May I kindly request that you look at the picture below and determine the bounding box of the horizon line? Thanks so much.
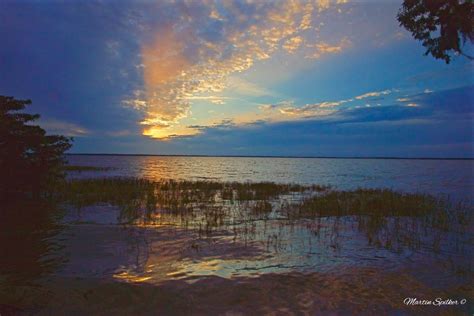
[66,153,474,160]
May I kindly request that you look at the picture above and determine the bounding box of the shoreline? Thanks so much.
[65,153,474,160]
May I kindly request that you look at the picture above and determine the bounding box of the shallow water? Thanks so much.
[3,200,470,314]
[55,193,472,285]
[1,164,473,314]
[67,155,474,201]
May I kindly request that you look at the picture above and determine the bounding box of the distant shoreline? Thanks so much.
[66,153,474,160]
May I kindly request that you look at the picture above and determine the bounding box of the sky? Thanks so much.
[0,0,473,157]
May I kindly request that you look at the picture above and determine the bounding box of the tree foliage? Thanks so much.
[398,0,474,63]
[0,96,72,200]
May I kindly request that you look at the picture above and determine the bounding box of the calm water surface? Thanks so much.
[67,155,474,200]
[1,155,472,314]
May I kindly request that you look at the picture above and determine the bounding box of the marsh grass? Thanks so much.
[289,189,442,217]
[64,165,114,172]
[282,188,472,253]
[55,178,309,210]
[53,177,472,256]
[55,178,471,228]
[286,188,472,233]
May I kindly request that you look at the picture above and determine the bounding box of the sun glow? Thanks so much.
[122,0,353,140]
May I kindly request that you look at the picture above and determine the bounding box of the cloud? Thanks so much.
[142,124,201,140]
[121,0,350,140]
[355,90,391,100]
[226,77,272,97]
[305,37,351,59]
[274,98,350,117]
[5,0,470,157]
[38,118,89,137]
[283,36,304,53]
[160,86,472,158]
[397,98,410,102]
[259,103,285,111]
[140,27,192,122]
[186,95,230,105]
[199,84,466,129]
[252,90,394,122]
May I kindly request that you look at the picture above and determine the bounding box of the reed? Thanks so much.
[293,189,440,217]
[55,178,313,209]
[54,178,472,243]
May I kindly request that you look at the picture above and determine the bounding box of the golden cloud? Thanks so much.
[355,89,391,100]
[123,0,351,140]
[306,37,351,59]
[283,36,304,53]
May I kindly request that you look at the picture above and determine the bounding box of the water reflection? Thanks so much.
[1,179,472,314]
[54,179,472,287]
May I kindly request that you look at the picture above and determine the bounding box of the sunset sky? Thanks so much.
[1,0,472,157]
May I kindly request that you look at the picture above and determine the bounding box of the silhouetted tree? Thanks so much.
[0,96,72,200]
[398,0,473,63]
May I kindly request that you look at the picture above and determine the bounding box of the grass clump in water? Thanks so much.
[54,178,471,239]
[54,178,310,225]
[287,188,473,231]
[283,188,472,252]
[293,189,441,218]
[51,178,472,257]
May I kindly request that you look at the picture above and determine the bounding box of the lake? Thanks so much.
[1,155,472,314]
[67,155,474,201]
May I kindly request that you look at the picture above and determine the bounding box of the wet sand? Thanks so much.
[1,267,471,315]
[1,220,472,315]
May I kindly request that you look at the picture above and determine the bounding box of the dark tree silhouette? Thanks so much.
[0,96,72,200]
[398,0,474,63]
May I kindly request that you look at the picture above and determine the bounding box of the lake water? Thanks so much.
[67,155,474,201]
[1,155,472,314]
